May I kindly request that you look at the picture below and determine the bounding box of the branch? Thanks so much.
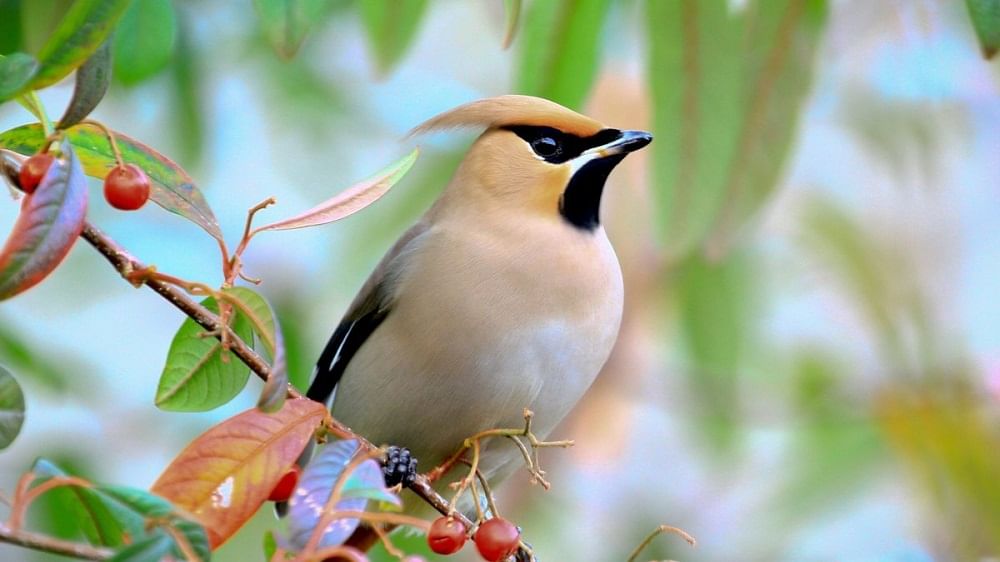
[79,222,303,401]
[0,524,112,560]
[78,223,484,549]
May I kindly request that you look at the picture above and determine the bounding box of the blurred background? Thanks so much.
[1,0,999,560]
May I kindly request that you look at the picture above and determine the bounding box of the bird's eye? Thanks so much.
[531,136,560,158]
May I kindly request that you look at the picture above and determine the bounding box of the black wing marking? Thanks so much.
[305,221,429,407]
[306,303,390,406]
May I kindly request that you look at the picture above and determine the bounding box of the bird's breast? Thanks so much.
[395,219,623,426]
[333,217,623,471]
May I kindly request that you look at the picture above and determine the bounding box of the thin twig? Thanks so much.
[81,120,124,166]
[0,524,112,560]
[626,524,697,562]
[78,222,303,401]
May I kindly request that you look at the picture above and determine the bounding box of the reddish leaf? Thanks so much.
[151,398,326,548]
[0,144,88,300]
[253,148,418,234]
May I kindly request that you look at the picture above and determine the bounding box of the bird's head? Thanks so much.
[410,95,652,231]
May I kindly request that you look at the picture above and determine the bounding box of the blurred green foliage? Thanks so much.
[1,1,998,561]
[517,0,611,110]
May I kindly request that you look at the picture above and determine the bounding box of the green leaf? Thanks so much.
[98,484,210,560]
[108,531,173,562]
[0,123,223,240]
[155,297,254,412]
[0,318,69,393]
[502,0,522,49]
[0,365,25,449]
[358,0,428,76]
[0,1,23,55]
[57,39,111,129]
[113,0,176,85]
[647,0,828,261]
[966,0,1000,59]
[676,252,757,451]
[0,143,88,301]
[170,11,204,167]
[263,530,278,560]
[169,516,210,561]
[223,288,277,355]
[254,0,326,59]
[98,485,173,518]
[0,53,39,102]
[517,0,611,110]
[31,0,132,90]
[222,287,287,412]
[31,459,144,547]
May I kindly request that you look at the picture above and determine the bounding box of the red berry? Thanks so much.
[18,153,55,194]
[474,518,520,562]
[104,163,150,210]
[427,516,467,555]
[267,466,300,502]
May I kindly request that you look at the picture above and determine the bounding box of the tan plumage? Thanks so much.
[407,94,604,137]
[303,95,651,523]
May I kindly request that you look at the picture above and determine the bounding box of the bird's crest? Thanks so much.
[408,95,604,138]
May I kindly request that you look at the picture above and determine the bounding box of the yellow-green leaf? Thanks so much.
[0,123,222,240]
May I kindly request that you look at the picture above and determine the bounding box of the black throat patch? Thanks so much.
[505,125,628,231]
[560,153,626,230]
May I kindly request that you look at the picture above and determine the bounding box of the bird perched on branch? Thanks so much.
[306,95,651,515]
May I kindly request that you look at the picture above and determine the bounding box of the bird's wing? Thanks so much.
[306,221,430,406]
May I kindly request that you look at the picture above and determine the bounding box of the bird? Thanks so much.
[304,94,651,521]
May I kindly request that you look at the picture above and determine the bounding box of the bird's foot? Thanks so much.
[382,445,418,487]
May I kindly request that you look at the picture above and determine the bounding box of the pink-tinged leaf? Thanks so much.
[254,148,418,234]
[0,144,88,301]
[150,398,327,548]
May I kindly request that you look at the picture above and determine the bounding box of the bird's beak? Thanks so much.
[587,130,653,159]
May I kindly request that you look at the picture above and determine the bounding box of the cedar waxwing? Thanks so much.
[306,95,651,512]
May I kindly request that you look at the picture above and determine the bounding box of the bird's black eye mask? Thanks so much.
[504,126,623,164]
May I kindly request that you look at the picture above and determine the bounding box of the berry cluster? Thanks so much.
[383,445,418,487]
[427,515,521,561]
[20,149,150,211]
